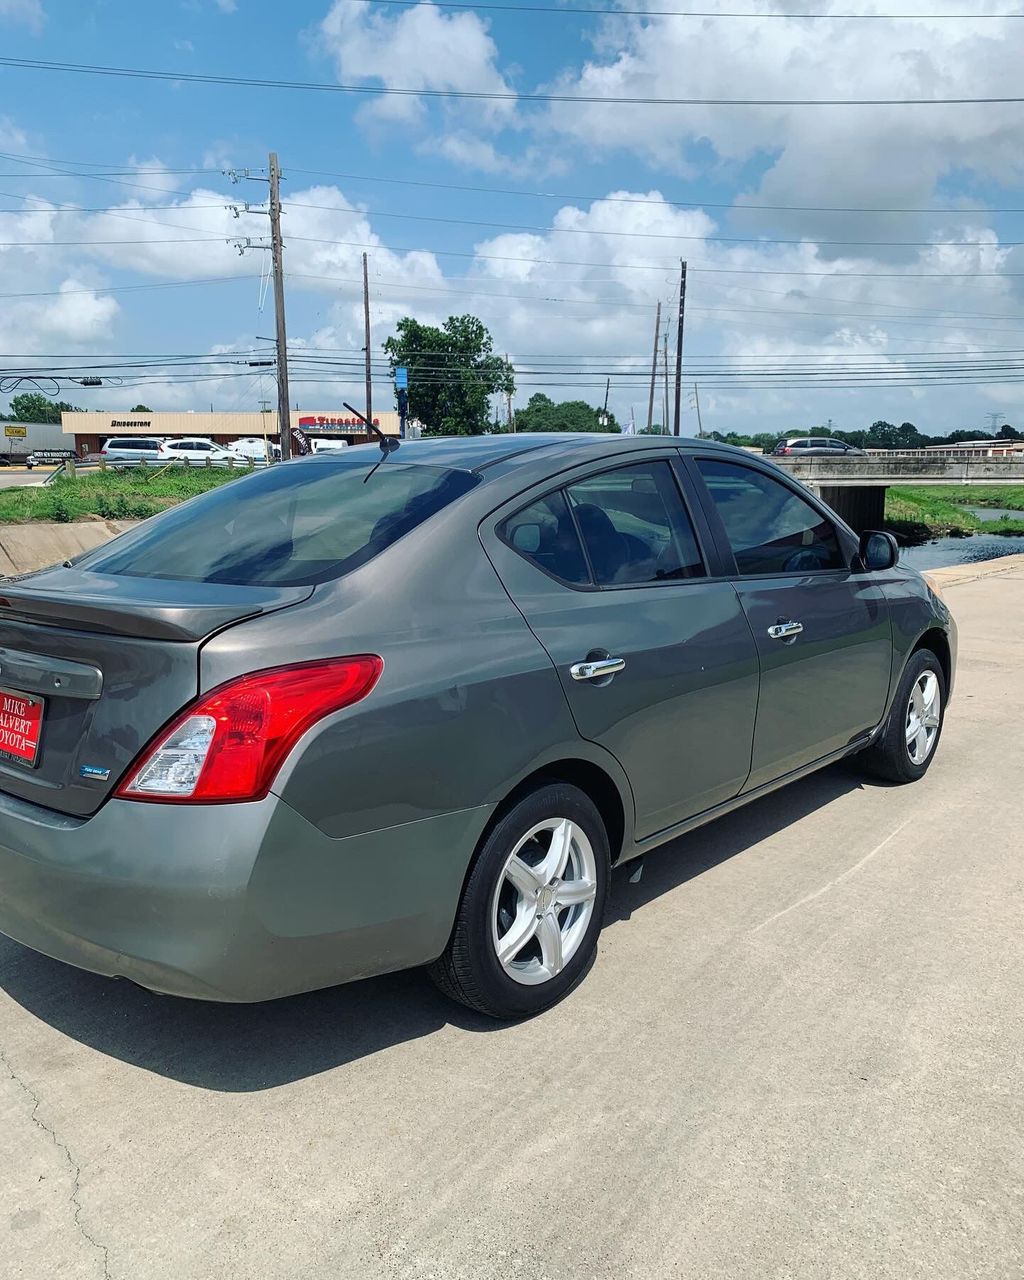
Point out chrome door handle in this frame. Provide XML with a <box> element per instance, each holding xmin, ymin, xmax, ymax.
<box><xmin>570</xmin><ymin>657</ymin><xmax>626</xmax><ymax>681</ymax></box>
<box><xmin>767</xmin><ymin>621</ymin><xmax>804</xmax><ymax>640</ymax></box>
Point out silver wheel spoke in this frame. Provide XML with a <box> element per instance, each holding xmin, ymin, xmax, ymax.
<box><xmin>922</xmin><ymin>712</ymin><xmax>940</xmax><ymax>730</ymax></box>
<box><xmin>914</xmin><ymin>726</ymin><xmax>929</xmax><ymax>759</ymax></box>
<box><xmin>506</xmin><ymin>855</ymin><xmax>544</xmax><ymax>898</ymax></box>
<box><xmin>496</xmin><ymin>906</ymin><xmax>539</xmax><ymax>966</ymax></box>
<box><xmin>536</xmin><ymin>912</ymin><xmax>564</xmax><ymax>977</ymax></box>
<box><xmin>554</xmin><ymin>878</ymin><xmax>597</xmax><ymax>908</ymax></box>
<box><xmin>538</xmin><ymin>818</ymin><xmax>575</xmax><ymax>884</ymax></box>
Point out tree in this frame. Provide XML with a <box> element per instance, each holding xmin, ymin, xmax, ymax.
<box><xmin>996</xmin><ymin>424</ymin><xmax>1021</xmax><ymax>440</ymax></box>
<box><xmin>130</xmin><ymin>403</ymin><xmax>153</xmax><ymax>413</ymax></box>
<box><xmin>383</xmin><ymin>315</ymin><xmax>514</xmax><ymax>436</ymax></box>
<box><xmin>8</xmin><ymin>392</ymin><xmax>81</xmax><ymax>423</ymax></box>
<box><xmin>514</xmin><ymin>393</ymin><xmax>620</xmax><ymax>434</ymax></box>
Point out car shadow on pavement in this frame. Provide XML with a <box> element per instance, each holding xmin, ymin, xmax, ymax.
<box><xmin>0</xmin><ymin>763</ymin><xmax>876</xmax><ymax>1093</ymax></box>
<box><xmin>604</xmin><ymin>760</ymin><xmax>878</xmax><ymax>925</ymax></box>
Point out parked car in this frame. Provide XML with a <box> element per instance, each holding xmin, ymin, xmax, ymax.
<box><xmin>773</xmin><ymin>436</ymin><xmax>867</xmax><ymax>457</ymax></box>
<box><xmin>100</xmin><ymin>437</ymin><xmax>165</xmax><ymax>463</ymax></box>
<box><xmin>0</xmin><ymin>435</ymin><xmax>954</xmax><ymax>1019</ymax></box>
<box><xmin>157</xmin><ymin>437</ymin><xmax>239</xmax><ymax>463</ymax></box>
<box><xmin>228</xmin><ymin>437</ymin><xmax>281</xmax><ymax>463</ymax></box>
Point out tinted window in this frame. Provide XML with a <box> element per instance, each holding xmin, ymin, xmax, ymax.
<box><xmin>565</xmin><ymin>462</ymin><xmax>704</xmax><ymax>586</ymax></box>
<box><xmin>697</xmin><ymin>459</ymin><xmax>846</xmax><ymax>575</ymax></box>
<box><xmin>83</xmin><ymin>457</ymin><xmax>480</xmax><ymax>587</ymax></box>
<box><xmin>500</xmin><ymin>491</ymin><xmax>589</xmax><ymax>585</ymax></box>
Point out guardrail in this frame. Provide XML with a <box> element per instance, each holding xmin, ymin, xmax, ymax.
<box><xmin>42</xmin><ymin>456</ymin><xmax>269</xmax><ymax>486</ymax></box>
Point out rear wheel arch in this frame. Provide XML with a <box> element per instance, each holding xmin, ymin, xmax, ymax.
<box><xmin>483</xmin><ymin>758</ymin><xmax>627</xmax><ymax>866</ymax></box>
<box><xmin>455</xmin><ymin>758</ymin><xmax>628</xmax><ymax>918</ymax></box>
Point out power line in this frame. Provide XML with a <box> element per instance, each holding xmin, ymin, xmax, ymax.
<box><xmin>2</xmin><ymin>56</ymin><xmax>1023</xmax><ymax>107</ymax></box>
<box><xmin>281</xmin><ymin>204</ymin><xmax>1024</xmax><ymax>248</ymax></box>
<box><xmin>285</xmin><ymin>270</ymin><xmax>1024</xmax><ymax>328</ymax></box>
<box><xmin>285</xmin><ymin>166</ymin><xmax>1024</xmax><ymax>217</ymax></box>
<box><xmin>0</xmin><ymin>276</ymin><xmax>261</xmax><ymax>300</ymax></box>
<box><xmin>339</xmin><ymin>0</ymin><xmax>1024</xmax><ymax>18</ymax></box>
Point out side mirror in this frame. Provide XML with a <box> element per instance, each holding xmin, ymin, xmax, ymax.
<box><xmin>858</xmin><ymin>529</ymin><xmax>898</xmax><ymax>572</ymax></box>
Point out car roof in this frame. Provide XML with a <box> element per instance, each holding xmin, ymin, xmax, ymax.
<box><xmin>338</xmin><ymin>432</ymin><xmax>716</xmax><ymax>473</ymax></box>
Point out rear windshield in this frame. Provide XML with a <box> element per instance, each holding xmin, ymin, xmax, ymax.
<box><xmin>81</xmin><ymin>455</ymin><xmax>480</xmax><ymax>586</ymax></box>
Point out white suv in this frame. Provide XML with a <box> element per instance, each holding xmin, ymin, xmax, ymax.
<box><xmin>100</xmin><ymin>437</ymin><xmax>165</xmax><ymax>462</ymax></box>
<box><xmin>157</xmin><ymin>438</ymin><xmax>238</xmax><ymax>463</ymax></box>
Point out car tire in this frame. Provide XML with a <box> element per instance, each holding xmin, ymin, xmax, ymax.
<box><xmin>859</xmin><ymin>648</ymin><xmax>946</xmax><ymax>784</ymax></box>
<box><xmin>429</xmin><ymin>783</ymin><xmax>610</xmax><ymax>1019</ymax></box>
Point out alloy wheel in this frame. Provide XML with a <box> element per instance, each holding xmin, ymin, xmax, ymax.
<box><xmin>905</xmin><ymin>670</ymin><xmax>941</xmax><ymax>764</ymax></box>
<box><xmin>490</xmin><ymin>818</ymin><xmax>599</xmax><ymax>987</ymax></box>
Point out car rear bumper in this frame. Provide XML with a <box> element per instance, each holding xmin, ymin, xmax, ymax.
<box><xmin>0</xmin><ymin>789</ymin><xmax>490</xmax><ymax>1002</ymax></box>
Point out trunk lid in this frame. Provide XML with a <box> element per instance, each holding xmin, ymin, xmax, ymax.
<box><xmin>0</xmin><ymin>568</ymin><xmax>312</xmax><ymax>816</ymax></box>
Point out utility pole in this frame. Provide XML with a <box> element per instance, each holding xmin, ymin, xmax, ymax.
<box><xmin>693</xmin><ymin>383</ymin><xmax>704</xmax><ymax>438</ymax></box>
<box><xmin>647</xmin><ymin>300</ymin><xmax>661</xmax><ymax>433</ymax></box>
<box><xmin>673</xmin><ymin>260</ymin><xmax>687</xmax><ymax>436</ymax></box>
<box><xmin>662</xmin><ymin>330</ymin><xmax>670</xmax><ymax>435</ymax></box>
<box><xmin>362</xmin><ymin>252</ymin><xmax>373</xmax><ymax>432</ymax></box>
<box><xmin>505</xmin><ymin>354</ymin><xmax>514</xmax><ymax>431</ymax></box>
<box><xmin>603</xmin><ymin>376</ymin><xmax>610</xmax><ymax>415</ymax></box>
<box><xmin>268</xmin><ymin>152</ymin><xmax>291</xmax><ymax>461</ymax></box>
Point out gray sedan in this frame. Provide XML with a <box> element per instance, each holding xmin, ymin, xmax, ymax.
<box><xmin>0</xmin><ymin>434</ymin><xmax>954</xmax><ymax>1018</ymax></box>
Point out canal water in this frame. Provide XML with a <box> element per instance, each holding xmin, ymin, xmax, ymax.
<box><xmin>964</xmin><ymin>506</ymin><xmax>1024</xmax><ymax>523</ymax></box>
<box><xmin>900</xmin><ymin>534</ymin><xmax>1024</xmax><ymax>570</ymax></box>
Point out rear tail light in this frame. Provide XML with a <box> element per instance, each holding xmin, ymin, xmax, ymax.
<box><xmin>115</xmin><ymin>656</ymin><xmax>382</xmax><ymax>804</ymax></box>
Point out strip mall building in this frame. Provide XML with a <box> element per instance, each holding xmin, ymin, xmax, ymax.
<box><xmin>61</xmin><ymin>410</ymin><xmax>401</xmax><ymax>456</ymax></box>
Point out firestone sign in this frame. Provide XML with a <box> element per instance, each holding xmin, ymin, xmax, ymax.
<box><xmin>298</xmin><ymin>415</ymin><xmax>380</xmax><ymax>429</ymax></box>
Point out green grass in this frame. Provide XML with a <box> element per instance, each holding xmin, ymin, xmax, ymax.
<box><xmin>0</xmin><ymin>464</ymin><xmax>248</xmax><ymax>524</ymax></box>
<box><xmin>885</xmin><ymin>485</ymin><xmax>1024</xmax><ymax>542</ymax></box>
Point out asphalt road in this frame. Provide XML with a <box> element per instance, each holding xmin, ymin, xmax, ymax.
<box><xmin>1</xmin><ymin>570</ymin><xmax>1021</xmax><ymax>1280</ymax></box>
<box><xmin>0</xmin><ymin>470</ymin><xmax>49</xmax><ymax>488</ymax></box>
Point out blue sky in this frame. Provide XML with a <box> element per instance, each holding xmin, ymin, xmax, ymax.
<box><xmin>1</xmin><ymin>0</ymin><xmax>1023</xmax><ymax>434</ymax></box>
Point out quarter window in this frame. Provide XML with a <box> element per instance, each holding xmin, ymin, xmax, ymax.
<box><xmin>565</xmin><ymin>462</ymin><xmax>705</xmax><ymax>586</ymax></box>
<box><xmin>697</xmin><ymin>459</ymin><xmax>846</xmax><ymax>575</ymax></box>
<box><xmin>500</xmin><ymin>491</ymin><xmax>590</xmax><ymax>585</ymax></box>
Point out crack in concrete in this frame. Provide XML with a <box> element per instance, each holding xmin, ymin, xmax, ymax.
<box><xmin>0</xmin><ymin>1046</ymin><xmax>112</xmax><ymax>1279</ymax></box>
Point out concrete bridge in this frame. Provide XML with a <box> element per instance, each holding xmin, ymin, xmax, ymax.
<box><xmin>773</xmin><ymin>455</ymin><xmax>1024</xmax><ymax>531</ymax></box>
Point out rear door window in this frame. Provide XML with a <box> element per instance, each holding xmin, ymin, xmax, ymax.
<box><xmin>500</xmin><ymin>492</ymin><xmax>590</xmax><ymax>585</ymax></box>
<box><xmin>565</xmin><ymin>461</ymin><xmax>705</xmax><ymax>586</ymax></box>
<box><xmin>696</xmin><ymin>459</ymin><xmax>846</xmax><ymax>575</ymax></box>
<box><xmin>82</xmin><ymin>457</ymin><xmax>480</xmax><ymax>586</ymax></box>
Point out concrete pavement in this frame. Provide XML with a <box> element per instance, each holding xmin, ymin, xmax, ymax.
<box><xmin>1</xmin><ymin>570</ymin><xmax>1022</xmax><ymax>1280</ymax></box>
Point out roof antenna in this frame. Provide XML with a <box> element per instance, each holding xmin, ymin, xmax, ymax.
<box><xmin>343</xmin><ymin>402</ymin><xmax>400</xmax><ymax>483</ymax></box>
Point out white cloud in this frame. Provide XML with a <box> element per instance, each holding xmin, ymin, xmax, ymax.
<box><xmin>214</xmin><ymin>0</ymin><xmax>236</xmax><ymax>12</ymax></box>
<box><xmin>318</xmin><ymin>0</ymin><xmax>515</xmax><ymax>127</ymax></box>
<box><xmin>538</xmin><ymin>2</ymin><xmax>1024</xmax><ymax>235</ymax></box>
<box><xmin>0</xmin><ymin>0</ymin><xmax>44</xmax><ymax>32</ymax></box>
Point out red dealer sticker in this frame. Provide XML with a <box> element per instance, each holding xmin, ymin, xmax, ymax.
<box><xmin>0</xmin><ymin>687</ymin><xmax>45</xmax><ymax>768</ymax></box>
